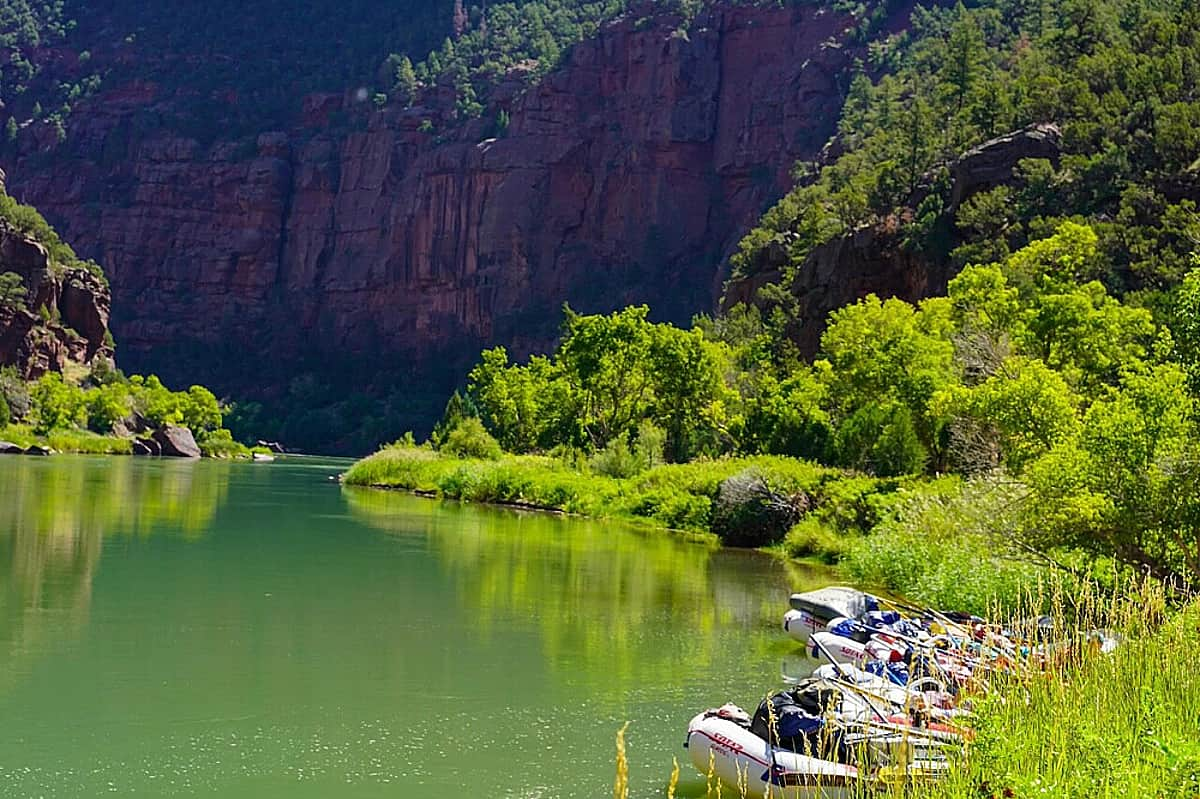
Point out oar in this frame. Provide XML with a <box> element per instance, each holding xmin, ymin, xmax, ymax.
<box><xmin>809</xmin><ymin>632</ymin><xmax>895</xmax><ymax>724</ymax></box>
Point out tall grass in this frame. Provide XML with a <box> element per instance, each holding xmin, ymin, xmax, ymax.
<box><xmin>342</xmin><ymin>444</ymin><xmax>921</xmax><ymax>540</ymax></box>
<box><xmin>1</xmin><ymin>423</ymin><xmax>132</xmax><ymax>454</ymax></box>
<box><xmin>925</xmin><ymin>582</ymin><xmax>1200</xmax><ymax>799</ymax></box>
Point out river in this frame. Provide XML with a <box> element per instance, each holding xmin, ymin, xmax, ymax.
<box><xmin>0</xmin><ymin>455</ymin><xmax>834</xmax><ymax>798</ymax></box>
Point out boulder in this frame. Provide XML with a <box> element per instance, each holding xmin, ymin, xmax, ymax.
<box><xmin>132</xmin><ymin>438</ymin><xmax>158</xmax><ymax>456</ymax></box>
<box><xmin>152</xmin><ymin>425</ymin><xmax>201</xmax><ymax>458</ymax></box>
<box><xmin>0</xmin><ymin>440</ymin><xmax>24</xmax><ymax>454</ymax></box>
<box><xmin>23</xmin><ymin>444</ymin><xmax>52</xmax><ymax>455</ymax></box>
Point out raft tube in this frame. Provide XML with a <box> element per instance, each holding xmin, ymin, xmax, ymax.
<box><xmin>685</xmin><ymin>712</ymin><xmax>862</xmax><ymax>799</ymax></box>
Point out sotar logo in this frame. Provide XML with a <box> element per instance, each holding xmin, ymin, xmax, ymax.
<box><xmin>711</xmin><ymin>733</ymin><xmax>744</xmax><ymax>755</ymax></box>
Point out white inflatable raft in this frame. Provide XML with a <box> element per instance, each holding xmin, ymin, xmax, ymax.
<box><xmin>685</xmin><ymin>711</ymin><xmax>862</xmax><ymax>799</ymax></box>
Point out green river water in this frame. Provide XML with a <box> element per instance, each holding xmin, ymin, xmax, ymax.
<box><xmin>0</xmin><ymin>455</ymin><xmax>833</xmax><ymax>798</ymax></box>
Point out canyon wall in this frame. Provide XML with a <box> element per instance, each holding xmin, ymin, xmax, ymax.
<box><xmin>2</xmin><ymin>4</ymin><xmax>860</xmax><ymax>444</ymax></box>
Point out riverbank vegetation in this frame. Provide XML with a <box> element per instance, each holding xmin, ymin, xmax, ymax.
<box><xmin>348</xmin><ymin>222</ymin><xmax>1200</xmax><ymax>611</ymax></box>
<box><xmin>923</xmin><ymin>587</ymin><xmax>1200</xmax><ymax>799</ymax></box>
<box><xmin>0</xmin><ymin>366</ymin><xmax>253</xmax><ymax>457</ymax></box>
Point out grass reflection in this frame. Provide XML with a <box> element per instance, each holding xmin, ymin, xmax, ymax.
<box><xmin>344</xmin><ymin>487</ymin><xmax>819</xmax><ymax>699</ymax></box>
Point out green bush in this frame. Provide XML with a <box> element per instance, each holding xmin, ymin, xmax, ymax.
<box><xmin>782</xmin><ymin>517</ymin><xmax>851</xmax><ymax>564</ymax></box>
<box><xmin>440</xmin><ymin>417</ymin><xmax>502</xmax><ymax>460</ymax></box>
<box><xmin>84</xmin><ymin>382</ymin><xmax>131</xmax><ymax>433</ymax></box>
<box><xmin>0</xmin><ymin>393</ymin><xmax>8</xmax><ymax>428</ymax></box>
<box><xmin>198</xmin><ymin>428</ymin><xmax>251</xmax><ymax>458</ymax></box>
<box><xmin>30</xmin><ymin>372</ymin><xmax>85</xmax><ymax>434</ymax></box>
<box><xmin>589</xmin><ymin>436</ymin><xmax>643</xmax><ymax>478</ymax></box>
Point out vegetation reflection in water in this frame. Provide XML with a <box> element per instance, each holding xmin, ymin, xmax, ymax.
<box><xmin>345</xmin><ymin>488</ymin><xmax>827</xmax><ymax>705</ymax></box>
<box><xmin>0</xmin><ymin>457</ymin><xmax>832</xmax><ymax>798</ymax></box>
<box><xmin>0</xmin><ymin>456</ymin><xmax>230</xmax><ymax>696</ymax></box>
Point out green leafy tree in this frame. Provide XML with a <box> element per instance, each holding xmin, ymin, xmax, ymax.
<box><xmin>1169</xmin><ymin>264</ymin><xmax>1200</xmax><ymax>397</ymax></box>
<box><xmin>130</xmin><ymin>375</ymin><xmax>183</xmax><ymax>427</ymax></box>
<box><xmin>180</xmin><ymin>385</ymin><xmax>223</xmax><ymax>437</ymax></box>
<box><xmin>31</xmin><ymin>372</ymin><xmax>85</xmax><ymax>434</ymax></box>
<box><xmin>84</xmin><ymin>382</ymin><xmax>131</xmax><ymax>434</ymax></box>
<box><xmin>935</xmin><ymin>356</ymin><xmax>1081</xmax><ymax>472</ymax></box>
<box><xmin>1024</xmin><ymin>364</ymin><xmax>1200</xmax><ymax>591</ymax></box>
<box><xmin>818</xmin><ymin>294</ymin><xmax>957</xmax><ymax>469</ymax></box>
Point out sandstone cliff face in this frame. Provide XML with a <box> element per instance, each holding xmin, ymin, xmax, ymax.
<box><xmin>3</xmin><ymin>4</ymin><xmax>859</xmax><ymax>440</ymax></box>
<box><xmin>0</xmin><ymin>222</ymin><xmax>113</xmax><ymax>378</ymax></box>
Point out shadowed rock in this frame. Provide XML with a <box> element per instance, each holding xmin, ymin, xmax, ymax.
<box><xmin>151</xmin><ymin>426</ymin><xmax>200</xmax><ymax>458</ymax></box>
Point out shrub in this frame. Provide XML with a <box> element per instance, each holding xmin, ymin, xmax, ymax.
<box><xmin>710</xmin><ymin>468</ymin><xmax>809</xmax><ymax>547</ymax></box>
<box><xmin>589</xmin><ymin>436</ymin><xmax>643</xmax><ymax>478</ymax></box>
<box><xmin>0</xmin><ymin>393</ymin><xmax>8</xmax><ymax>428</ymax></box>
<box><xmin>782</xmin><ymin>517</ymin><xmax>851</xmax><ymax>564</ymax></box>
<box><xmin>198</xmin><ymin>428</ymin><xmax>250</xmax><ymax>458</ymax></box>
<box><xmin>439</xmin><ymin>417</ymin><xmax>502</xmax><ymax>460</ymax></box>
<box><xmin>31</xmin><ymin>372</ymin><xmax>85</xmax><ymax>434</ymax></box>
<box><xmin>84</xmin><ymin>383</ymin><xmax>130</xmax><ymax>433</ymax></box>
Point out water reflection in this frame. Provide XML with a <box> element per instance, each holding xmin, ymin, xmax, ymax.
<box><xmin>0</xmin><ymin>456</ymin><xmax>230</xmax><ymax>693</ymax></box>
<box><xmin>344</xmin><ymin>488</ymin><xmax>823</xmax><ymax>698</ymax></box>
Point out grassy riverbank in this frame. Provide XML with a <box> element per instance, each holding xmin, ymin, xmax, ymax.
<box><xmin>344</xmin><ymin>444</ymin><xmax>1054</xmax><ymax>615</ymax></box>
<box><xmin>343</xmin><ymin>443</ymin><xmax>902</xmax><ymax>540</ymax></box>
<box><xmin>924</xmin><ymin>592</ymin><xmax>1200</xmax><ymax>799</ymax></box>
<box><xmin>0</xmin><ymin>422</ymin><xmax>264</xmax><ymax>458</ymax></box>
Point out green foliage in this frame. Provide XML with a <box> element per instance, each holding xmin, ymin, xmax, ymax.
<box><xmin>781</xmin><ymin>517</ymin><xmax>850</xmax><ymax>565</ymax></box>
<box><xmin>430</xmin><ymin>389</ymin><xmax>479</xmax><ymax>448</ymax></box>
<box><xmin>0</xmin><ymin>271</ymin><xmax>26</xmax><ymax>308</ymax></box>
<box><xmin>13</xmin><ymin>364</ymin><xmax>237</xmax><ymax>453</ymax></box>
<box><xmin>440</xmin><ymin>416</ymin><xmax>502</xmax><ymax>460</ymax></box>
<box><xmin>842</xmin><ymin>478</ymin><xmax>1047</xmax><ymax>615</ymax></box>
<box><xmin>179</xmin><ymin>385</ymin><xmax>222</xmax><ymax>438</ymax></box>
<box><xmin>467</xmin><ymin>306</ymin><xmax>728</xmax><ymax>459</ymax></box>
<box><xmin>734</xmin><ymin>0</ymin><xmax>1200</xmax><ymax>305</ymax></box>
<box><xmin>588</xmin><ymin>436</ymin><xmax>640</xmax><ymax>478</ymax></box>
<box><xmin>0</xmin><ymin>392</ymin><xmax>8</xmax><ymax>427</ymax></box>
<box><xmin>197</xmin><ymin>428</ymin><xmax>251</xmax><ymax>458</ymax></box>
<box><xmin>30</xmin><ymin>372</ymin><xmax>85</xmax><ymax>434</ymax></box>
<box><xmin>925</xmin><ymin>590</ymin><xmax>1199</xmax><ymax>799</ymax></box>
<box><xmin>1022</xmin><ymin>363</ymin><xmax>1200</xmax><ymax>591</ymax></box>
<box><xmin>83</xmin><ymin>381</ymin><xmax>130</xmax><ymax>434</ymax></box>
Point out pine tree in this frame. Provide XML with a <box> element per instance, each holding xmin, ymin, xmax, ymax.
<box><xmin>394</xmin><ymin>55</ymin><xmax>417</xmax><ymax>105</ymax></box>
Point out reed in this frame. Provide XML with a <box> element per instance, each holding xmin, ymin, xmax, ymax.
<box><xmin>614</xmin><ymin>721</ymin><xmax>630</xmax><ymax>799</ymax></box>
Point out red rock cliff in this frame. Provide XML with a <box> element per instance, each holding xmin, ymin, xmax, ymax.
<box><xmin>2</xmin><ymin>4</ymin><xmax>858</xmax><ymax>427</ymax></box>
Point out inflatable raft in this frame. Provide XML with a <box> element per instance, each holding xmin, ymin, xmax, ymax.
<box><xmin>686</xmin><ymin>711</ymin><xmax>862</xmax><ymax>799</ymax></box>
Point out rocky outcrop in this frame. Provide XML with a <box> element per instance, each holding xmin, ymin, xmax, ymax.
<box><xmin>725</xmin><ymin>123</ymin><xmax>1063</xmax><ymax>358</ymax></box>
<box><xmin>725</xmin><ymin>222</ymin><xmax>944</xmax><ymax>356</ymax></box>
<box><xmin>0</xmin><ymin>221</ymin><xmax>113</xmax><ymax>378</ymax></box>
<box><xmin>152</xmin><ymin>425</ymin><xmax>201</xmax><ymax>457</ymax></box>
<box><xmin>1</xmin><ymin>3</ymin><xmax>863</xmax><ymax>438</ymax></box>
<box><xmin>947</xmin><ymin>123</ymin><xmax>1062</xmax><ymax>211</ymax></box>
